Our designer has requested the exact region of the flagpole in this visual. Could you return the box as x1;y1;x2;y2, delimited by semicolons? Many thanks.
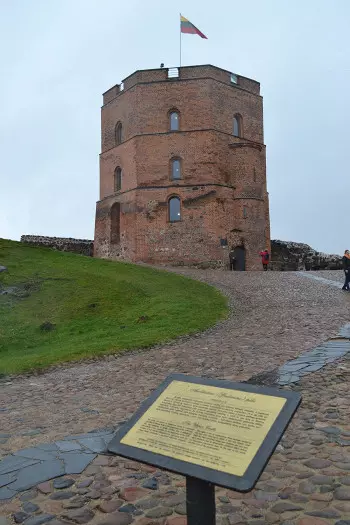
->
179;13;182;67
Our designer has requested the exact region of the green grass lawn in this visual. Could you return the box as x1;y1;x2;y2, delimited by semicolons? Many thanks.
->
0;239;228;375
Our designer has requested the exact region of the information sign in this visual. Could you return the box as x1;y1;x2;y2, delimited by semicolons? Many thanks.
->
109;374;301;492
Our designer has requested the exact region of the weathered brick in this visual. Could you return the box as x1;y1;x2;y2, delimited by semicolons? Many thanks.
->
95;65;270;270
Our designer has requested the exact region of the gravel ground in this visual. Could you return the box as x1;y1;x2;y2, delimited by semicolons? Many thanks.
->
1;270;349;456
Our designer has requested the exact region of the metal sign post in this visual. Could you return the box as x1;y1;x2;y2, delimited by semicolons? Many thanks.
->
186;476;216;525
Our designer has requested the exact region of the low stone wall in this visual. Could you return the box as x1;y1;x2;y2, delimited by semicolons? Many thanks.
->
271;240;343;271
19;236;343;270
20;236;94;257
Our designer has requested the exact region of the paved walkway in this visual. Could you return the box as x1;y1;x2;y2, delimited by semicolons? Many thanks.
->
1;271;349;454
299;273;344;289
2;356;350;525
1;269;350;524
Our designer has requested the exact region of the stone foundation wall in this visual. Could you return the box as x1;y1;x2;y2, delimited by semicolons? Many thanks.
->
20;236;94;257
94;185;268;271
271;240;342;271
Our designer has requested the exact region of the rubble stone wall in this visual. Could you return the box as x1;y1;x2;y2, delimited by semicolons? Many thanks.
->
20;236;93;257
271;240;342;271
19;236;342;271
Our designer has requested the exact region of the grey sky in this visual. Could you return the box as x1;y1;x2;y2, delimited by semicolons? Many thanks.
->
1;0;349;254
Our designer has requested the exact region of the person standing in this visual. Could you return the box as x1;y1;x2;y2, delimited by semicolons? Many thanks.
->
342;249;350;291
229;249;236;271
259;249;270;271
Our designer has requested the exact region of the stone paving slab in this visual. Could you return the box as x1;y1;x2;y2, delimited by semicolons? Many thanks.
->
0;458;40;476
0;486;16;501
339;325;350;339
299;272;344;289
8;460;65;492
77;438;109;455
0;428;119;500
0;473;16;489
59;453;98;475
277;324;350;386
55;442;82;453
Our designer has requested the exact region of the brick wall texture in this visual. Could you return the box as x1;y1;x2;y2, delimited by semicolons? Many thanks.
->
94;64;271;270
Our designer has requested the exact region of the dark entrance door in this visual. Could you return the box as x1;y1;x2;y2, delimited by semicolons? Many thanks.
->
233;246;246;271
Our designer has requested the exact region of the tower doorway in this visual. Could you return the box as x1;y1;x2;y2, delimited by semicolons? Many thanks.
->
232;245;246;271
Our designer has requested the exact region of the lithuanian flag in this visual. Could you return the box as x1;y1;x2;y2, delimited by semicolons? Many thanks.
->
180;15;207;39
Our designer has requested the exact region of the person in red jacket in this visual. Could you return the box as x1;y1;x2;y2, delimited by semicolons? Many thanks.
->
259;249;270;271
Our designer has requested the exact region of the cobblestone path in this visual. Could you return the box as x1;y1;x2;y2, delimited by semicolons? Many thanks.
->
1;270;349;454
1;269;350;524
2;356;350;525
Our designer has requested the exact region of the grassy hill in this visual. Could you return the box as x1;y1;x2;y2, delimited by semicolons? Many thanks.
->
0;239;228;375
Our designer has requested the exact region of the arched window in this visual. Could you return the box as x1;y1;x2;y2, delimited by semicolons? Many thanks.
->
233;114;242;137
114;167;122;192
169;111;180;131
110;202;121;244
115;122;122;145
169;196;181;222
171;158;181;180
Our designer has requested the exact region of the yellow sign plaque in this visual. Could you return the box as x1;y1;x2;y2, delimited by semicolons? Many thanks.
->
121;380;286;476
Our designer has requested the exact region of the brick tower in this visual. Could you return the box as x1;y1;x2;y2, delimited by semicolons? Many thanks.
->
94;65;270;270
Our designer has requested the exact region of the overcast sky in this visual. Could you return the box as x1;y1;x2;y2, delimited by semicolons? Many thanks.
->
1;0;349;254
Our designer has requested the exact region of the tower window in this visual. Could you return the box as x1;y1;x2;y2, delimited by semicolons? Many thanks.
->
115;122;122;145
233;114;242;137
243;206;248;219
169;111;180;131
171;158;181;180
169;196;181;222
230;73;238;84
253;167;257;182
110;202;121;244
114;167;122;192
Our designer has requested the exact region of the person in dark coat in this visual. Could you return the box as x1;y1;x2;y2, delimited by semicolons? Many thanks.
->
229;250;236;271
342;250;350;291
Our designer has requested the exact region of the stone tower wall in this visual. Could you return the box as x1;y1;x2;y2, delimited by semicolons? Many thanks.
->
95;65;270;269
